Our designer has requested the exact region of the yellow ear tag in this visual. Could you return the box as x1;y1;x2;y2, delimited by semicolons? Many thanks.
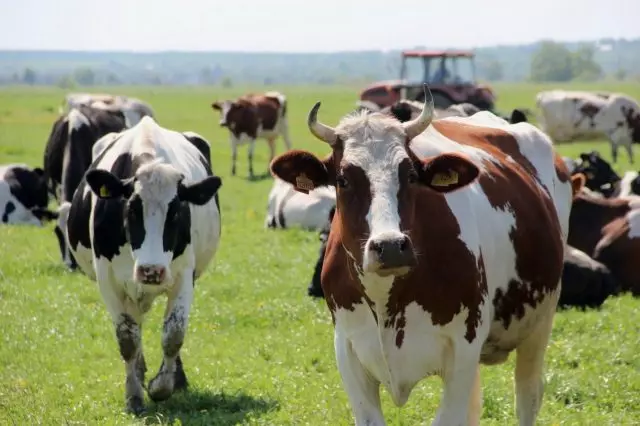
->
99;185;110;197
295;173;315;192
431;170;459;187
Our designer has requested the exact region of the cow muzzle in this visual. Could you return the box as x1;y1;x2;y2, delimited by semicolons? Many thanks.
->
135;264;167;285
365;233;416;277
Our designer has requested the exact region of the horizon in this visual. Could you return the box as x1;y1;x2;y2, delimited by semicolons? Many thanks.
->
1;0;638;53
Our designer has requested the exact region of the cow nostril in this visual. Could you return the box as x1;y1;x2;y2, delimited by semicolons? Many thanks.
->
370;240;383;255
398;238;409;252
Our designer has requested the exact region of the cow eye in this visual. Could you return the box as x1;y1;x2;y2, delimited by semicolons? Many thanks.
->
336;175;349;189
408;172;418;184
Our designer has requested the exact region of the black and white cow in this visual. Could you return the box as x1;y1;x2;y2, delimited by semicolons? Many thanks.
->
43;105;128;269
0;164;57;225
65;116;222;414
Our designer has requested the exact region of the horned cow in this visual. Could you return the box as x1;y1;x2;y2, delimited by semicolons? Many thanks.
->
270;87;572;425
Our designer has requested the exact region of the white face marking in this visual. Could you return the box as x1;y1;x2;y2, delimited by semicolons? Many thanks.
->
337;112;409;272
217;101;233;126
130;160;183;283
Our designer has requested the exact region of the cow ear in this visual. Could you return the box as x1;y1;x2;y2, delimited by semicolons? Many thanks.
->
571;173;586;197
270;150;333;194
178;176;222;206
417;153;479;193
211;102;222;111
86;169;134;199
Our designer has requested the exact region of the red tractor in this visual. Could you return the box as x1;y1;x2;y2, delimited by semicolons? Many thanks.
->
359;50;496;111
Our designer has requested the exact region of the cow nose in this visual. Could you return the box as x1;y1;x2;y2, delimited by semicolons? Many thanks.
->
136;265;166;284
369;235;415;272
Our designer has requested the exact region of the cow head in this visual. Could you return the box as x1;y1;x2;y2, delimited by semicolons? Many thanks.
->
86;160;221;286
211;99;253;130
270;86;479;279
573;151;620;195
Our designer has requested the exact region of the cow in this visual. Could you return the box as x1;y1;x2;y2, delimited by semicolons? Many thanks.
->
62;93;155;127
536;90;640;163
43;105;128;269
572;151;640;198
357;99;529;125
64;116;222;414
269;86;572;426
0;164;57;225
211;91;292;178
569;173;640;296
265;177;335;230
559;245;619;310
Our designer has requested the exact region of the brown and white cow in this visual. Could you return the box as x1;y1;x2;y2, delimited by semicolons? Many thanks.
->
211;91;292;178
568;173;640;296
270;87;572;425
536;90;640;163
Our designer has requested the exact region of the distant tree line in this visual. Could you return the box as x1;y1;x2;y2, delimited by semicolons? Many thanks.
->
2;38;639;87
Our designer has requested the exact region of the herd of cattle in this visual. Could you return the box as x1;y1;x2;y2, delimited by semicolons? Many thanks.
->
1;86;640;424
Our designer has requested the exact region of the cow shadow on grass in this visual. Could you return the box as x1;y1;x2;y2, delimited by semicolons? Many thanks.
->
140;388;279;425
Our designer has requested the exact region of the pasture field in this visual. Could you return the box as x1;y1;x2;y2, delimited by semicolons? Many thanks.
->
0;82;639;425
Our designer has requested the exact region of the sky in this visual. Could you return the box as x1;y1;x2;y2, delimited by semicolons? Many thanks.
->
1;0;638;52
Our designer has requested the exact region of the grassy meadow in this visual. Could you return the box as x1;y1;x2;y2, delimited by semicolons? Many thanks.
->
0;82;639;425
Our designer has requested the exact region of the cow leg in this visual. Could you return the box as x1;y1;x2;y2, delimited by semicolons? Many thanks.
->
432;346;482;426
467;365;483;426
624;140;634;164
148;269;194;402
335;332;385;425
610;140;619;164
267;138;276;173
280;117;293;150
230;137;238;176
97;272;146;415
247;139;256;178
514;294;558;426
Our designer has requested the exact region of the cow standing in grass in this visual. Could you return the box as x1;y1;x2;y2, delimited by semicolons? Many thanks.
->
211;91;292;178
270;87;572;425
65;116;222;414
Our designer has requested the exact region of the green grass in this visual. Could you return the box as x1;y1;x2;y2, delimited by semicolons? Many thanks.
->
0;83;639;425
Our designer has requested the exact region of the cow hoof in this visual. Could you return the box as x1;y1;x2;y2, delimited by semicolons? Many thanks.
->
126;395;145;416
148;373;174;402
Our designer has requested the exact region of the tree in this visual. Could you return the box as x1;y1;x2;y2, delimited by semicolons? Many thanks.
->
529;41;573;82
570;45;602;81
56;75;76;89
479;59;504;81
22;68;37;85
74;67;95;86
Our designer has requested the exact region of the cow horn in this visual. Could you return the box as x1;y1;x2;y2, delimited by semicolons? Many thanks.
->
402;84;435;140
308;102;337;145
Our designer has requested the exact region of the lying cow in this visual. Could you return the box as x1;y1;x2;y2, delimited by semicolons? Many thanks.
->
43;105;129;269
65;116;222;414
211;91;292;178
559;245;619;310
62;93;155;127
536;90;640;163
0;164;57;225
572;151;640;198
271;87;572;425
265;177;335;230
569;173;640;296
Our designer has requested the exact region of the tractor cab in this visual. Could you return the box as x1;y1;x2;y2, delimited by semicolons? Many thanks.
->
359;49;496;111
